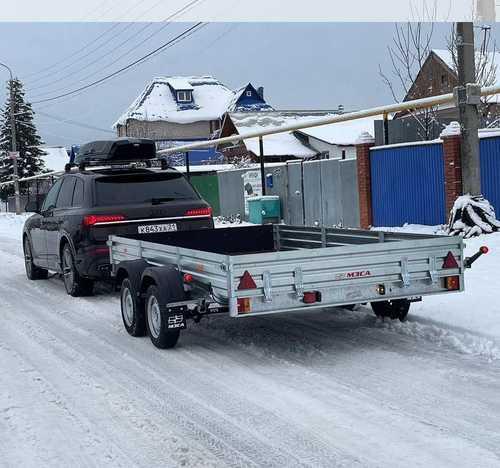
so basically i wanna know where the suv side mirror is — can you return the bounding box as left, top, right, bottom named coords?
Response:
left=25, top=200, right=40, bottom=213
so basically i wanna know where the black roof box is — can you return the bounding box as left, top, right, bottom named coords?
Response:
left=75, top=138, right=156, bottom=165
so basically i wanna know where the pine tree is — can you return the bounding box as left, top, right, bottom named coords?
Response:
left=0, top=78, right=46, bottom=200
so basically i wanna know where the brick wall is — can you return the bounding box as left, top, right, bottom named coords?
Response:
left=442, top=134, right=463, bottom=214
left=356, top=137, right=375, bottom=229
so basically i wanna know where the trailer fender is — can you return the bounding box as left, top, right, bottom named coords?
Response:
left=140, top=266, right=185, bottom=306
left=115, top=259, right=150, bottom=292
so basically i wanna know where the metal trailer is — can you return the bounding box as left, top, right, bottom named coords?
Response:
left=108, top=224, right=487, bottom=349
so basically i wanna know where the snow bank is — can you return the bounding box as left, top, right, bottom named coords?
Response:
left=0, top=213, right=31, bottom=240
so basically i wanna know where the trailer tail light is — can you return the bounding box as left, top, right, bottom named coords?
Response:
left=303, top=291, right=322, bottom=304
left=83, top=214, right=125, bottom=226
left=237, top=298, right=252, bottom=313
left=445, top=276, right=460, bottom=291
left=442, top=251, right=459, bottom=269
left=185, top=207, right=212, bottom=217
left=183, top=273, right=193, bottom=283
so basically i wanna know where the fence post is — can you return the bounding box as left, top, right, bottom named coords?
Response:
left=355, top=132, right=375, bottom=229
left=440, top=122, right=463, bottom=216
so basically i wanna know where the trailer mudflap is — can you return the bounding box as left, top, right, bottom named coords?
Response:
left=164, top=304, right=188, bottom=330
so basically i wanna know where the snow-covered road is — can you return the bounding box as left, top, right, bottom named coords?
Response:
left=1, top=214, right=500, bottom=467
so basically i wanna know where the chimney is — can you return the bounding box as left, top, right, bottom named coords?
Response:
left=257, top=86, right=264, bottom=99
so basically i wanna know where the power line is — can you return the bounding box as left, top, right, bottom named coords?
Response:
left=35, top=111, right=115, bottom=134
left=23, top=0, right=151, bottom=82
left=28, top=0, right=204, bottom=96
left=30, top=22, right=206, bottom=105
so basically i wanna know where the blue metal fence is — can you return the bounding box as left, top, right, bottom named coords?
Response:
left=370, top=143, right=446, bottom=227
left=480, top=136, right=500, bottom=213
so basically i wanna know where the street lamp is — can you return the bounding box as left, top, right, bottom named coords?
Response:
left=0, top=61, right=21, bottom=215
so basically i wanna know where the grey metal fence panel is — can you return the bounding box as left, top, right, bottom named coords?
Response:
left=320, top=159, right=342, bottom=226
left=286, top=162, right=305, bottom=225
left=340, top=159, right=360, bottom=228
left=217, top=169, right=247, bottom=217
left=303, top=160, right=323, bottom=227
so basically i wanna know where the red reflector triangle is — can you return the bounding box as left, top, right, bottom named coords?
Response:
left=238, top=271, right=257, bottom=290
left=443, top=251, right=459, bottom=269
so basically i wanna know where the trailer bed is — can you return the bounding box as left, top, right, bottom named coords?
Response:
left=109, top=225, right=464, bottom=318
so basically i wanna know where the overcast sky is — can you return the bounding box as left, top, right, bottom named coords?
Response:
left=0, top=22, right=498, bottom=146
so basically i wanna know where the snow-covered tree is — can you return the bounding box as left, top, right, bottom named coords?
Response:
left=0, top=78, right=46, bottom=200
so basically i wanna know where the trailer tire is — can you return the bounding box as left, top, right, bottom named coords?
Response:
left=145, top=285, right=181, bottom=349
left=120, top=278, right=146, bottom=337
left=371, top=299, right=410, bottom=322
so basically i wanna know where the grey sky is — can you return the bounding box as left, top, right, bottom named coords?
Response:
left=0, top=22, right=498, bottom=146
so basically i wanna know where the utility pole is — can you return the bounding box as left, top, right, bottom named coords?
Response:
left=0, top=62, right=21, bottom=214
left=455, top=22, right=481, bottom=196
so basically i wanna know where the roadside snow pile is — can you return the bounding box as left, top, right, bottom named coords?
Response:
left=0, top=213, right=30, bottom=240
left=377, top=319, right=500, bottom=362
left=447, top=195, right=500, bottom=238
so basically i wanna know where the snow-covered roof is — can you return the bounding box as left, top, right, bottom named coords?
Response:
left=297, top=116, right=380, bottom=146
left=114, top=76, right=234, bottom=127
left=40, top=146, right=69, bottom=172
left=227, top=111, right=321, bottom=158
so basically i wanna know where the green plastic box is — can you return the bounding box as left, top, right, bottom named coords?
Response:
left=247, top=196, right=281, bottom=224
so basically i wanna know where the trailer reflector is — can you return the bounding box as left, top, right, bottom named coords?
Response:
left=443, top=252, right=459, bottom=269
left=237, top=271, right=257, bottom=290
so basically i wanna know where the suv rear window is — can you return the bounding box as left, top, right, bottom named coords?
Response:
left=94, top=171, right=199, bottom=206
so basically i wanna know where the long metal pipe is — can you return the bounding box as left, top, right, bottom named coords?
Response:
left=3, top=83, right=500, bottom=189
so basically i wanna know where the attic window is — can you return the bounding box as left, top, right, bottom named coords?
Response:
left=441, top=74, right=448, bottom=86
left=246, top=90, right=252, bottom=97
left=177, top=90, right=193, bottom=103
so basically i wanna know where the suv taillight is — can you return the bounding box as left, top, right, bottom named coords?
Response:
left=83, top=214, right=126, bottom=226
left=185, top=207, right=212, bottom=217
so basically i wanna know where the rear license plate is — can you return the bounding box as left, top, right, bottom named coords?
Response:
left=138, top=223, right=177, bottom=234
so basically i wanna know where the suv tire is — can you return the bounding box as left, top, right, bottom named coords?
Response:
left=23, top=237, right=49, bottom=280
left=62, top=243, right=94, bottom=297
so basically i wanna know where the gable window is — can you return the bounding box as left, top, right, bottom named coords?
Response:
left=441, top=74, right=448, bottom=86
left=245, top=90, right=252, bottom=97
left=177, top=90, right=192, bottom=103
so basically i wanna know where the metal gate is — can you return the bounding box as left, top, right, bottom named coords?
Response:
left=480, top=136, right=500, bottom=213
left=370, top=143, right=446, bottom=227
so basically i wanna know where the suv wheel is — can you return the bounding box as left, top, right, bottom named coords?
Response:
left=23, top=237, right=48, bottom=280
left=62, top=243, right=94, bottom=297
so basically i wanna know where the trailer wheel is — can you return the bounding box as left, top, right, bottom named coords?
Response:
left=120, top=278, right=146, bottom=337
left=371, top=299, right=410, bottom=322
left=145, top=285, right=180, bottom=349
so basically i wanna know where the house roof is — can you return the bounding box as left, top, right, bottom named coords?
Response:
left=227, top=83, right=273, bottom=112
left=114, top=76, right=234, bottom=127
left=296, top=116, right=379, bottom=146
left=226, top=111, right=322, bottom=158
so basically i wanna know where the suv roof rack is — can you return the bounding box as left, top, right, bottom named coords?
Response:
left=65, top=158, right=169, bottom=173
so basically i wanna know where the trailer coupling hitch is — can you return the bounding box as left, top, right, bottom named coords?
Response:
left=465, top=246, right=489, bottom=269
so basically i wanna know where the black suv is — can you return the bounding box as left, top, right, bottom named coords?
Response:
left=23, top=140, right=213, bottom=296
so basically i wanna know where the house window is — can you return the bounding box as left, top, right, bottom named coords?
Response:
left=341, top=150, right=346, bottom=160
left=441, top=74, right=448, bottom=86
left=177, top=90, right=192, bottom=103
left=246, top=90, right=252, bottom=97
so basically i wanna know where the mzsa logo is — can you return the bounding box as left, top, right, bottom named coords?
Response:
left=335, top=271, right=372, bottom=280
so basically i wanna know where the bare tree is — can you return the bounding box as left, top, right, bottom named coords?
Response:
left=379, top=21, right=440, bottom=141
